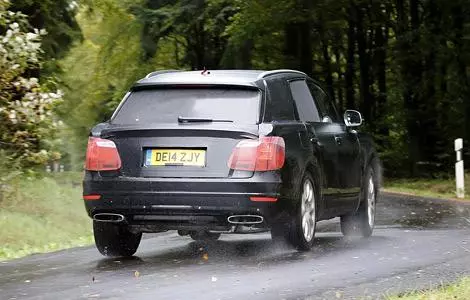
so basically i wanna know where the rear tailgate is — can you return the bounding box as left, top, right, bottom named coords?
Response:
left=101, top=124, right=259, bottom=178
left=103, top=86, right=261, bottom=178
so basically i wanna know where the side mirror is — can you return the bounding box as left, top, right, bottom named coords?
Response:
left=343, top=110, right=363, bottom=127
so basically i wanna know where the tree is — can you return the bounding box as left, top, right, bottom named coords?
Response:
left=56, top=0, right=470, bottom=177
left=0, top=0, right=63, bottom=167
left=8, top=0, right=81, bottom=74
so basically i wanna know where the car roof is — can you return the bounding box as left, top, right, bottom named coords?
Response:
left=133, top=69, right=307, bottom=89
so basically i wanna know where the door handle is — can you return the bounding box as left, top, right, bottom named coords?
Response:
left=334, top=136, right=342, bottom=145
left=310, top=137, right=319, bottom=144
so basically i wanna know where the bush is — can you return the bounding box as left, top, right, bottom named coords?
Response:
left=0, top=171, right=92, bottom=260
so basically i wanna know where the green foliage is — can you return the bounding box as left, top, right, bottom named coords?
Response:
left=387, top=277, right=470, bottom=300
left=0, top=1, right=64, bottom=168
left=57, top=1, right=153, bottom=166
left=53, top=0, right=470, bottom=177
left=384, top=173, right=470, bottom=201
left=8, top=0, right=82, bottom=74
left=0, top=172, right=92, bottom=260
left=131, top=0, right=239, bottom=68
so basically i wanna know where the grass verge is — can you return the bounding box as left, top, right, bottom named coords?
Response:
left=0, top=172, right=92, bottom=261
left=384, top=175, right=470, bottom=201
left=387, top=277, right=470, bottom=300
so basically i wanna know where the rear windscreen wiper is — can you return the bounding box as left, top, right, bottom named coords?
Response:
left=177, top=116, right=234, bottom=123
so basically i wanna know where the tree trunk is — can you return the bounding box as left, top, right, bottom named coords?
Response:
left=283, top=0, right=312, bottom=75
left=334, top=46, right=344, bottom=111
left=356, top=5, right=372, bottom=124
left=284, top=22, right=312, bottom=75
left=421, top=0, right=439, bottom=162
left=237, top=39, right=253, bottom=69
left=345, top=3, right=356, bottom=110
left=320, top=28, right=335, bottom=102
left=396, top=0, right=422, bottom=175
left=452, top=3, right=470, bottom=157
left=407, top=0, right=422, bottom=175
left=375, top=22, right=388, bottom=137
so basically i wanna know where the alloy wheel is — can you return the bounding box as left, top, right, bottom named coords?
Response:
left=301, top=179, right=316, bottom=242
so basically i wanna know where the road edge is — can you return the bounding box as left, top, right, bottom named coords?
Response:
left=381, top=189, right=470, bottom=207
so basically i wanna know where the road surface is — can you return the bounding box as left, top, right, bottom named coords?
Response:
left=1, top=193, right=469, bottom=299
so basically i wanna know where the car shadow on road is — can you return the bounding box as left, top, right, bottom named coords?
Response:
left=93, top=233, right=389, bottom=273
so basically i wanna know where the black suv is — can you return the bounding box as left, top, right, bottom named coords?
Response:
left=83, top=69, right=379, bottom=256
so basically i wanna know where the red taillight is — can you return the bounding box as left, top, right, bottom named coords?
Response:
left=83, top=194, right=101, bottom=201
left=250, top=196, right=278, bottom=202
left=85, top=137, right=122, bottom=171
left=227, top=136, right=285, bottom=171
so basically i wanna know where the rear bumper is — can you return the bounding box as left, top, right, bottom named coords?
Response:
left=83, top=172, right=284, bottom=229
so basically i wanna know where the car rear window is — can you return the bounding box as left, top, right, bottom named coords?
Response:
left=111, top=88, right=260, bottom=125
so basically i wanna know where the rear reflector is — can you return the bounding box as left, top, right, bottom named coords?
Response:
left=250, top=196, right=278, bottom=202
left=85, top=137, right=122, bottom=171
left=228, top=136, right=285, bottom=171
left=83, top=194, right=101, bottom=200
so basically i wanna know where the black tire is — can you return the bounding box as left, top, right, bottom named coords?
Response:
left=189, top=231, right=221, bottom=241
left=93, top=221, right=142, bottom=257
left=271, top=172, right=317, bottom=251
left=340, top=166, right=377, bottom=237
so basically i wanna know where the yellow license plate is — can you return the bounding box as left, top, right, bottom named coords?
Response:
left=145, top=149, right=206, bottom=167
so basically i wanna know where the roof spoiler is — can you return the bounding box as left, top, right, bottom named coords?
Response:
left=256, top=69, right=306, bottom=79
left=144, top=70, right=182, bottom=79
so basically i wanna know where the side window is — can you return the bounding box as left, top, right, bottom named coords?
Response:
left=264, top=79, right=296, bottom=121
left=307, top=82, right=339, bottom=122
left=289, top=80, right=321, bottom=122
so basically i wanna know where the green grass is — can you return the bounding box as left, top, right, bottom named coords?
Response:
left=0, top=172, right=93, bottom=260
left=387, top=277, right=470, bottom=300
left=384, top=174, right=470, bottom=201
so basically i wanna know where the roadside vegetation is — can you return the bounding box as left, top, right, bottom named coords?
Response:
left=384, top=174, right=470, bottom=201
left=0, top=1, right=91, bottom=260
left=1, top=0, right=470, bottom=260
left=0, top=171, right=92, bottom=260
left=388, top=277, right=470, bottom=300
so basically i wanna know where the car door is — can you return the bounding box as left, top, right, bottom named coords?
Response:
left=288, top=79, right=343, bottom=212
left=263, top=77, right=309, bottom=211
left=307, top=81, right=361, bottom=212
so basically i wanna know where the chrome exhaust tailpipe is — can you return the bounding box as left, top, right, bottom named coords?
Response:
left=227, top=215, right=264, bottom=225
left=93, top=213, right=125, bottom=223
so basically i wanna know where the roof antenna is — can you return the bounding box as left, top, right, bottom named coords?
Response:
left=201, top=67, right=210, bottom=75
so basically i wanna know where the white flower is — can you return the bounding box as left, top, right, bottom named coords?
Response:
left=25, top=32, right=37, bottom=40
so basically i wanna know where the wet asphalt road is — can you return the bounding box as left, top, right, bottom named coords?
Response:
left=1, top=193, right=469, bottom=300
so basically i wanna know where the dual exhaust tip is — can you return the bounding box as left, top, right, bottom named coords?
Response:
left=227, top=215, right=264, bottom=225
left=93, top=213, right=125, bottom=223
left=93, top=213, right=264, bottom=225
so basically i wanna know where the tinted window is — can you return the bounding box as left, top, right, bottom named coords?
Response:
left=289, top=80, right=321, bottom=122
left=112, top=88, right=260, bottom=125
left=307, top=82, right=339, bottom=122
left=264, top=79, right=296, bottom=121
